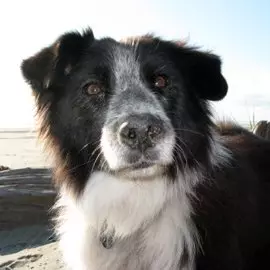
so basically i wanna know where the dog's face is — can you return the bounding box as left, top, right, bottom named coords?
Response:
left=21, top=29, right=227, bottom=191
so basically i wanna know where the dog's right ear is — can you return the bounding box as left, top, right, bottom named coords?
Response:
left=21, top=29, right=94, bottom=94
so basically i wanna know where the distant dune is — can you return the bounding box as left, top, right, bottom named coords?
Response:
left=0, top=129, right=50, bottom=170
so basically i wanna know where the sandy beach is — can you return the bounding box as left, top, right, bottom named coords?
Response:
left=0, top=130, right=62, bottom=269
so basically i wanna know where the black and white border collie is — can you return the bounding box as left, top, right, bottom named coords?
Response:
left=21, top=28, right=270, bottom=270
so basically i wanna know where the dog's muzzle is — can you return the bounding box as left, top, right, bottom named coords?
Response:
left=101, top=113, right=175, bottom=175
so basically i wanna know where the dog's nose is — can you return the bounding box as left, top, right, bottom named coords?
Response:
left=119, top=114, right=164, bottom=151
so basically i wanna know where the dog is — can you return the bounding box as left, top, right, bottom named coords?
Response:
left=21, top=28, right=270, bottom=270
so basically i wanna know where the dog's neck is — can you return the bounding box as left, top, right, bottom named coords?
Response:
left=55, top=171, right=197, bottom=270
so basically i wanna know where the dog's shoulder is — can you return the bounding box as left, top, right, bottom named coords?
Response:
left=214, top=120, right=270, bottom=183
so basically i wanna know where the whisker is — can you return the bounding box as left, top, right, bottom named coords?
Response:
left=68, top=143, right=102, bottom=173
left=174, top=143, right=189, bottom=171
left=78, top=143, right=91, bottom=153
left=174, top=136, right=201, bottom=166
left=90, top=151, right=104, bottom=175
left=100, top=159, right=107, bottom=172
left=91, top=144, right=102, bottom=157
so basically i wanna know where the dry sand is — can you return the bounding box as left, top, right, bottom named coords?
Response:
left=0, top=130, right=62, bottom=269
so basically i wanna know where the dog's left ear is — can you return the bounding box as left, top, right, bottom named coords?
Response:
left=183, top=50, right=228, bottom=101
left=21, top=29, right=94, bottom=94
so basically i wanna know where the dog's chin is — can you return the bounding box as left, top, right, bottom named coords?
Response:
left=111, top=162, right=167, bottom=180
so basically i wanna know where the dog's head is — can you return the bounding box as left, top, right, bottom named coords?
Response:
left=21, top=29, right=227, bottom=193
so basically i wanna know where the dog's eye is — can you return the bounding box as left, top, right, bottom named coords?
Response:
left=153, top=75, right=168, bottom=89
left=84, top=82, right=104, bottom=95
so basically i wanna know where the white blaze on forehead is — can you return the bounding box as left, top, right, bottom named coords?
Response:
left=111, top=45, right=170, bottom=118
left=112, top=45, right=140, bottom=86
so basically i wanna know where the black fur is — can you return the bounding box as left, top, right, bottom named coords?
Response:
left=194, top=131, right=270, bottom=269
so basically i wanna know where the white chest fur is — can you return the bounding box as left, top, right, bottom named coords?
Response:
left=55, top=172, right=195, bottom=270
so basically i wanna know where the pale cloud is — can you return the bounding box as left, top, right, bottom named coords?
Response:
left=213, top=64, right=270, bottom=124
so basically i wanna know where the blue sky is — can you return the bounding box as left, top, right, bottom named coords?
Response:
left=0, top=0, right=269, bottom=127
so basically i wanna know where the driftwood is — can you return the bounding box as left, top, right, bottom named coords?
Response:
left=253, top=121, right=270, bottom=140
left=0, top=165, right=10, bottom=172
left=0, top=168, right=56, bottom=230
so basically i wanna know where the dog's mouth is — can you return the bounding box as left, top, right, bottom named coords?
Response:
left=111, top=160, right=166, bottom=179
left=117, top=161, right=154, bottom=172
